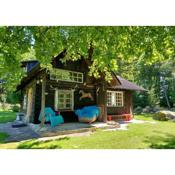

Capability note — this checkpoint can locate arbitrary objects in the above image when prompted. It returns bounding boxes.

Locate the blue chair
[39,107,64,127]
[50,114,64,127]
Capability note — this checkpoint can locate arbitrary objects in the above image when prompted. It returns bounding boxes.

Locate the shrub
[11,105,20,112]
[142,106,152,113]
[153,111,169,121]
[134,106,142,114]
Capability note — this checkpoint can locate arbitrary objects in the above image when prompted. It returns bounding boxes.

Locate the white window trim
[107,90,124,107]
[54,89,74,111]
[50,68,83,83]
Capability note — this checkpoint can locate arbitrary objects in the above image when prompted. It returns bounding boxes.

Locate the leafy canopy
[1,26,175,90]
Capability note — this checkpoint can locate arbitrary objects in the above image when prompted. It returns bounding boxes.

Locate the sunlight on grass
[17,121,175,149]
[1,113,175,149]
[0,132,9,143]
[134,113,155,121]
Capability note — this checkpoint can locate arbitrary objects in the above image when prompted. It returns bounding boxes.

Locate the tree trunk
[164,88,171,109]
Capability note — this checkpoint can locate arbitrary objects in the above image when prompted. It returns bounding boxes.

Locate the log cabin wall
[107,90,133,115]
[45,81,96,110]
[33,83,42,123]
[18,57,139,124]
[33,73,97,123]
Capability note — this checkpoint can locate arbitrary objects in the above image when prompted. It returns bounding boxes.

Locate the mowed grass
[1,113,175,149]
[0,111,16,123]
[0,110,15,147]
[0,132,9,143]
[16,121,175,149]
[134,113,155,121]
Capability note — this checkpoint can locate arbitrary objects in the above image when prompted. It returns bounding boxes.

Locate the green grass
[16,114,175,149]
[16,121,175,149]
[1,113,175,149]
[0,132,9,143]
[0,111,16,123]
[134,113,155,121]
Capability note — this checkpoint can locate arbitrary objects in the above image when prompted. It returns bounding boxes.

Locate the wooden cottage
[17,55,145,124]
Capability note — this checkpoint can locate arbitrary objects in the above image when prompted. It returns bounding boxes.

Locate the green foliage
[6,91,21,104]
[153,112,169,121]
[1,26,175,108]
[133,92,149,108]
[1,26,175,91]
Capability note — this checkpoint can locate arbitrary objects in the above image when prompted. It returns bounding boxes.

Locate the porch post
[96,83,107,122]
[40,75,46,127]
[25,87,33,123]
[102,83,107,122]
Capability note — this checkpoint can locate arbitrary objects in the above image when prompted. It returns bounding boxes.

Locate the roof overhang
[109,74,147,92]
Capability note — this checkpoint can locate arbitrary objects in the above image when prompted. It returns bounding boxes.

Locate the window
[50,68,83,83]
[107,91,124,107]
[55,89,74,110]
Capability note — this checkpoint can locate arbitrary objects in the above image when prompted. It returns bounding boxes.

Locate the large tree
[1,26,175,91]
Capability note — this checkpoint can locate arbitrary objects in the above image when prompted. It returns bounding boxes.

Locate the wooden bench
[108,114,132,121]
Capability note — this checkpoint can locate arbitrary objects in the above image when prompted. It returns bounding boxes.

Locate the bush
[142,106,152,113]
[134,106,143,114]
[153,111,169,121]
[11,105,20,112]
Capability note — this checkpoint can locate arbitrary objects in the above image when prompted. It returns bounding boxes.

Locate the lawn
[1,113,175,149]
[0,132,9,143]
[0,111,16,147]
[0,111,16,123]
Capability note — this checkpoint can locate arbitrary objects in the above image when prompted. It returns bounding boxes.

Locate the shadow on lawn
[17,137,70,149]
[145,133,175,149]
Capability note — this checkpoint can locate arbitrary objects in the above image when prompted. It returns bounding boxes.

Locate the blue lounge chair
[39,107,64,127]
[75,105,100,123]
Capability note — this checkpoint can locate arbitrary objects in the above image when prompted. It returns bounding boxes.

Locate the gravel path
[0,122,40,142]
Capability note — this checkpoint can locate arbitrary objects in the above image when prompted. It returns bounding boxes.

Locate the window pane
[58,94,64,98]
[58,99,64,103]
[66,99,70,103]
[73,73,77,77]
[115,92,123,107]
[78,74,82,78]
[107,91,123,107]
[66,104,71,108]
[58,103,64,108]
[74,77,78,82]
[107,92,112,106]
[66,93,71,98]
[78,78,82,82]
